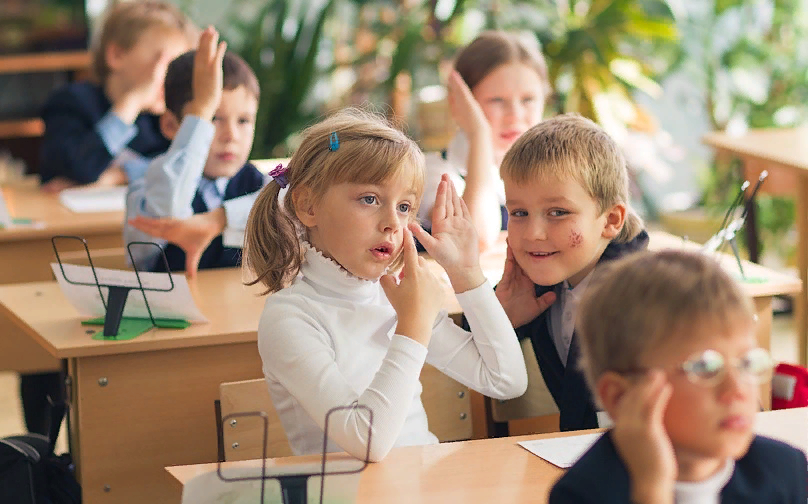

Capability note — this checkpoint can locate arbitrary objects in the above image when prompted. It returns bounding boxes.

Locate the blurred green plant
[690,0,808,261]
[227,0,335,157]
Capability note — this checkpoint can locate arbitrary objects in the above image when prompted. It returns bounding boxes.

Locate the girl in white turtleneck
[242,108,527,462]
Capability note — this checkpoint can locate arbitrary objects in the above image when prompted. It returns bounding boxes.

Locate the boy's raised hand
[380,228,444,348]
[495,240,556,328]
[113,49,173,123]
[184,26,227,122]
[411,174,485,293]
[612,371,676,504]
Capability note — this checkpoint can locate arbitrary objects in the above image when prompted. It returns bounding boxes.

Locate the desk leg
[797,176,808,366]
[753,297,773,410]
[71,343,263,504]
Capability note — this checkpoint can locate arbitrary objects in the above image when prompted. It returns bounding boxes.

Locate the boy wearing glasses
[550,250,807,504]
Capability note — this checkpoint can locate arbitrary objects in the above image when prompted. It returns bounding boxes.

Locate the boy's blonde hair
[243,108,425,294]
[500,113,643,243]
[454,30,552,100]
[577,250,756,397]
[92,1,198,83]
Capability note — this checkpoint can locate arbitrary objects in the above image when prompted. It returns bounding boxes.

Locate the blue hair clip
[329,131,339,152]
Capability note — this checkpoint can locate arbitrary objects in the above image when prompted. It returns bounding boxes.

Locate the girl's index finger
[402,227,419,269]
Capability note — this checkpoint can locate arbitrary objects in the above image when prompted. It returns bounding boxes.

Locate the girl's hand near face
[412,175,485,293]
[447,70,491,142]
[381,228,445,347]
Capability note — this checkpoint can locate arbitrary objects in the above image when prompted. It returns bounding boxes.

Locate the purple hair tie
[269,163,289,189]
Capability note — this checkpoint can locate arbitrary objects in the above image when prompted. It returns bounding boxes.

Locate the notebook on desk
[58,186,127,213]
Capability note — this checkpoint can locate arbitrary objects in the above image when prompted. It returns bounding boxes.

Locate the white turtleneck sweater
[257,243,528,461]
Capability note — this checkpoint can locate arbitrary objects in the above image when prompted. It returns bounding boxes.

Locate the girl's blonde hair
[92,1,199,83]
[454,30,551,100]
[243,108,425,294]
[500,113,643,243]
[577,250,755,401]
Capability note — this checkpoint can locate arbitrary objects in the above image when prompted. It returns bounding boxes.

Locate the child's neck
[103,75,128,107]
[676,451,726,482]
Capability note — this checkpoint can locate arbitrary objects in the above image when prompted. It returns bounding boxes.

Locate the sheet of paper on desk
[58,186,127,213]
[181,460,362,504]
[518,432,603,468]
[50,263,208,323]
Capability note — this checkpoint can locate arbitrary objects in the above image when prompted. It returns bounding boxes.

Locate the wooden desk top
[437,230,801,314]
[166,408,807,503]
[0,180,123,242]
[703,128,808,172]
[0,268,266,359]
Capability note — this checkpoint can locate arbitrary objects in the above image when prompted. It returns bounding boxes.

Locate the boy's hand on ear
[128,207,226,278]
[448,70,491,141]
[185,26,227,122]
[495,241,555,328]
[612,371,676,504]
[413,175,485,293]
[381,228,444,347]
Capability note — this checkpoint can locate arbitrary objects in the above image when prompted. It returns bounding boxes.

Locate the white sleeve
[220,189,262,248]
[425,280,528,400]
[259,303,428,462]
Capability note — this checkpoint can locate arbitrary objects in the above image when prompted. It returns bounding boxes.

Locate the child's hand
[113,50,173,123]
[184,26,227,122]
[612,371,676,504]
[495,240,556,328]
[447,70,491,141]
[40,177,78,194]
[412,174,485,293]
[380,228,444,347]
[128,207,226,277]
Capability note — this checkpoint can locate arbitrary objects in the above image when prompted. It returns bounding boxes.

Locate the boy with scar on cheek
[495,114,649,431]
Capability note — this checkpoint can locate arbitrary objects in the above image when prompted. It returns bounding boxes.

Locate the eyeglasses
[620,347,775,387]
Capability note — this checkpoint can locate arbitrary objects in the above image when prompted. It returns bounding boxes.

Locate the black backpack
[0,401,81,504]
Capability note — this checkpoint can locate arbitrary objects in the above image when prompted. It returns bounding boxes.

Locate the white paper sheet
[51,263,208,323]
[0,188,12,227]
[517,432,603,468]
[58,186,127,213]
[181,460,363,504]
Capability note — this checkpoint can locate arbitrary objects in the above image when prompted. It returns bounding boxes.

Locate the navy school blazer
[39,82,169,184]
[514,231,649,431]
[153,162,265,273]
[549,432,808,503]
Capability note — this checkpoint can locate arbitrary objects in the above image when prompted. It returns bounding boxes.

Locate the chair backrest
[490,338,559,422]
[219,378,292,461]
[420,364,473,442]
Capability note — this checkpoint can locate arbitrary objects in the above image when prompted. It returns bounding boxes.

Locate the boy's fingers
[442,176,455,218]
[448,176,462,217]
[433,179,447,222]
[649,381,672,426]
[535,290,556,314]
[215,41,227,64]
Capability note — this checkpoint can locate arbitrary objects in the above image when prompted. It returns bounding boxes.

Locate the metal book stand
[217,405,373,504]
[51,236,176,338]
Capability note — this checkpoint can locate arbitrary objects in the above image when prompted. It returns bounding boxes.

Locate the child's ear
[293,187,318,228]
[105,42,128,72]
[601,202,626,240]
[159,111,181,140]
[596,371,630,421]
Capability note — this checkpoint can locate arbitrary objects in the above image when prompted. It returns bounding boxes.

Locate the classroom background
[0,0,806,501]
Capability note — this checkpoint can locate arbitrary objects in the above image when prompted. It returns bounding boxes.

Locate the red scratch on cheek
[569,230,583,248]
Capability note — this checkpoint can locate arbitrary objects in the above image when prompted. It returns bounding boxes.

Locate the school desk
[166,407,808,504]
[433,230,802,417]
[0,263,496,504]
[0,179,124,373]
[703,127,808,366]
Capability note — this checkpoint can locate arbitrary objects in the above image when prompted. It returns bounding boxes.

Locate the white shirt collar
[299,241,379,302]
[563,269,595,301]
[214,176,229,195]
[674,459,735,504]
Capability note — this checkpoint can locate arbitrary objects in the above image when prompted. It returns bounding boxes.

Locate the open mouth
[370,244,393,259]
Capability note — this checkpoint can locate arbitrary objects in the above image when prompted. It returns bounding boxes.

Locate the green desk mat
[0,218,34,228]
[82,316,190,341]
